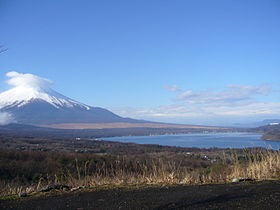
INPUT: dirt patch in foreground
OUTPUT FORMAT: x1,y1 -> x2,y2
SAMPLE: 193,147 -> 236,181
1,181 -> 280,210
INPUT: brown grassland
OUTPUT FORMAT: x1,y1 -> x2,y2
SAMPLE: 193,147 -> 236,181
37,122 -> 229,130
0,136 -> 279,197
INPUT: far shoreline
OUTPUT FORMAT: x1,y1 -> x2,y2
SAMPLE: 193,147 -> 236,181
97,132 -> 280,150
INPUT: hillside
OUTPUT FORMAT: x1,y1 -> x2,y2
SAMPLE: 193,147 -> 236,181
262,129 -> 280,141
251,124 -> 280,141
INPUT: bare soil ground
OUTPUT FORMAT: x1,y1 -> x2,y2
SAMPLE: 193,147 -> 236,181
1,180 -> 280,210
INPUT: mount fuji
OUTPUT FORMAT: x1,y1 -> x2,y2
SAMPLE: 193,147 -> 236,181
0,72 -> 143,125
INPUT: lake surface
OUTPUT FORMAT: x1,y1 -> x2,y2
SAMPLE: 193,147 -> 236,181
101,133 -> 280,150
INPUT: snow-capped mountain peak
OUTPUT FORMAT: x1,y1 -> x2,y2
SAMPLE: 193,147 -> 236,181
0,86 -> 91,110
0,72 -> 139,125
0,72 -> 90,110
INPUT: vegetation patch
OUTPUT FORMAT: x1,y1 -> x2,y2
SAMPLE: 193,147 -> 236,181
0,136 -> 279,197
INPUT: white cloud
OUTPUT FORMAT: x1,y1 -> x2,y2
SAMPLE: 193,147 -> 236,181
177,84 -> 272,105
0,112 -> 14,125
6,71 -> 53,90
111,101 -> 280,125
110,84 -> 278,125
164,85 -> 181,92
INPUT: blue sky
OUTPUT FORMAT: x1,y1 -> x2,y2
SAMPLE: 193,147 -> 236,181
0,0 -> 280,125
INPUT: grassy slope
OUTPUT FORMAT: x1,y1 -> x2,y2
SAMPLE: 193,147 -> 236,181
0,134 -> 279,197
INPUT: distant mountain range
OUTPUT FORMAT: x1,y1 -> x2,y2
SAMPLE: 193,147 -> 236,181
233,119 -> 280,128
0,81 -> 224,131
1,75 -> 268,132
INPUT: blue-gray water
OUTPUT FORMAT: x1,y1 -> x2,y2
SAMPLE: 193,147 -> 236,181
101,133 -> 280,150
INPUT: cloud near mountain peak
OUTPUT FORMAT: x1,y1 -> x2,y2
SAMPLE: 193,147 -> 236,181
6,71 -> 53,90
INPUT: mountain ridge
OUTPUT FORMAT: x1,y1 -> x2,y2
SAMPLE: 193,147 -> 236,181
0,81 -> 145,125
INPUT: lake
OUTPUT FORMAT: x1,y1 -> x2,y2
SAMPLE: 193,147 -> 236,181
101,133 -> 280,150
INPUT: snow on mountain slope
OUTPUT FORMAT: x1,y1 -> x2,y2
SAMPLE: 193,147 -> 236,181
0,71 -> 90,110
0,72 -> 141,125
0,86 -> 91,110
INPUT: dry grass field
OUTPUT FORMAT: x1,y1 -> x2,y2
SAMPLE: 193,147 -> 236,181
37,122 -> 229,130
0,137 -> 279,197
